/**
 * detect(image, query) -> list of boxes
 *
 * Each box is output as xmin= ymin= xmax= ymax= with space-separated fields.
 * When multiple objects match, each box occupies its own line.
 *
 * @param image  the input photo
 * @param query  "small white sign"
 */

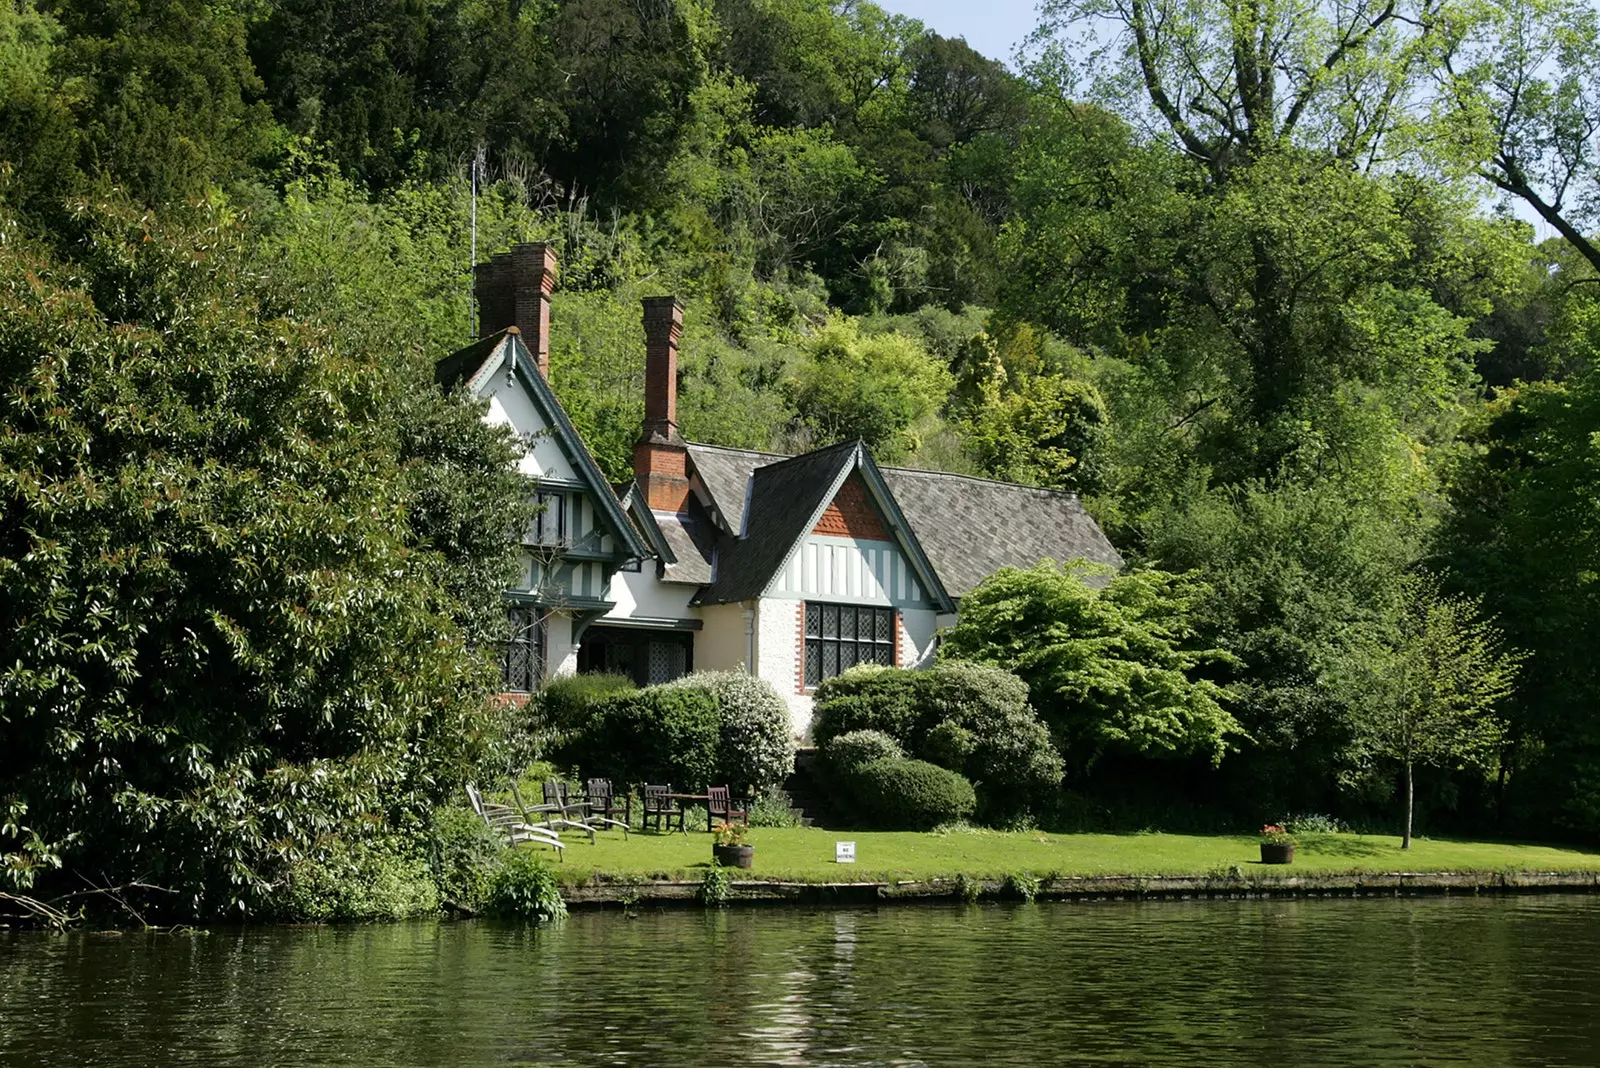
xmin=836 ymin=841 xmax=856 ymax=864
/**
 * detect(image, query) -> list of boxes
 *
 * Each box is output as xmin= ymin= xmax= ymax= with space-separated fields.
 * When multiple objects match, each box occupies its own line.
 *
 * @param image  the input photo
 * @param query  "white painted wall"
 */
xmin=545 ymin=611 xmax=579 ymax=678
xmin=755 ymin=599 xmax=811 ymax=741
xmin=898 ymin=607 xmax=940 ymax=669
xmin=483 ymin=378 xmax=580 ymax=483
xmin=769 ymin=535 xmax=926 ymax=607
xmin=606 ymin=565 xmax=700 ymax=622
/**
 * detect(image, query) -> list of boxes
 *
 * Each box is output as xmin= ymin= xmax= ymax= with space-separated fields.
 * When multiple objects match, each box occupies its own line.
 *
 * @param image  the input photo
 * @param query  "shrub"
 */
xmin=847 ymin=758 xmax=977 ymax=830
xmin=430 ymin=806 xmax=504 ymax=912
xmin=812 ymin=666 xmax=924 ymax=747
xmin=274 ymin=835 xmax=439 ymax=922
xmin=917 ymin=662 xmax=1064 ymax=817
xmin=749 ymin=785 xmax=800 ymax=827
xmin=538 ymin=673 xmax=637 ymax=771
xmin=577 ymin=687 xmax=721 ymax=789
xmin=485 ymin=850 xmax=566 ymax=923
xmin=823 ymin=729 xmax=905 ymax=774
xmin=666 ymin=671 xmax=796 ymax=792
xmin=539 ymin=673 xmax=636 ymax=732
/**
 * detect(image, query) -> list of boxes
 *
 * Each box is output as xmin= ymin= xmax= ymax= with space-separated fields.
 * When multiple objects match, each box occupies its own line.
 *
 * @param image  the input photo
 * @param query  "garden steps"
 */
xmin=780 ymin=748 xmax=842 ymax=830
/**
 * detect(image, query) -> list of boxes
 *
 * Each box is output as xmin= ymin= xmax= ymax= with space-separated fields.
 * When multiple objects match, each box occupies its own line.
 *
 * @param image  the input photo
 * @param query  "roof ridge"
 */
xmin=745 ymin=438 xmax=858 ymax=475
xmin=883 ymin=464 xmax=1082 ymax=501
xmin=684 ymin=440 xmax=790 ymax=460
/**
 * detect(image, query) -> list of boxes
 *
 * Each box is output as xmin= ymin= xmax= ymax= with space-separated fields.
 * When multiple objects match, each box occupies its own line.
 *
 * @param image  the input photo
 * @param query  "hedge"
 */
xmin=846 ymin=758 xmax=977 ymax=830
xmin=812 ymin=662 xmax=1063 ymax=818
xmin=573 ymin=687 xmax=722 ymax=790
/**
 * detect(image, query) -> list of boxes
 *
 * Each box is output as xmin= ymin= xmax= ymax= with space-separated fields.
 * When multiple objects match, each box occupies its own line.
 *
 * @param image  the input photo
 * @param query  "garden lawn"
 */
xmin=547 ymin=826 xmax=1600 ymax=886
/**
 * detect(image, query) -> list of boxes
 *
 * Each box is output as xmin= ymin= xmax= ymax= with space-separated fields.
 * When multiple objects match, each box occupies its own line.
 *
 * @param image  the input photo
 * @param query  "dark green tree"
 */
xmin=0 ymin=201 xmax=529 ymax=917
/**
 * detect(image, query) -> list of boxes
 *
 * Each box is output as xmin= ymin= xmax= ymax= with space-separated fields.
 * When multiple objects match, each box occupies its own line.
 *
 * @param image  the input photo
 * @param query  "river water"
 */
xmin=3 ymin=896 xmax=1599 ymax=1066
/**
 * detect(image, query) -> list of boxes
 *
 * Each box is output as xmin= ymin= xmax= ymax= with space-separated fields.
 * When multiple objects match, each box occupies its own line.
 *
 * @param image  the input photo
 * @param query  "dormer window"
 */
xmin=533 ymin=491 xmax=567 ymax=547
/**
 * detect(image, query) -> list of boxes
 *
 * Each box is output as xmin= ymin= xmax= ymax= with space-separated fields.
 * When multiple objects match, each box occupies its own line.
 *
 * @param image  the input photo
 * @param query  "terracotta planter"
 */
xmin=1260 ymin=842 xmax=1294 ymax=865
xmin=713 ymin=844 xmax=754 ymax=869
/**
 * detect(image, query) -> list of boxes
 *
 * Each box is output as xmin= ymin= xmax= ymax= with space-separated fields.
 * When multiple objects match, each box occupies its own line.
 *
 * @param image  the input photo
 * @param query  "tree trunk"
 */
xmin=1402 ymin=760 xmax=1413 ymax=851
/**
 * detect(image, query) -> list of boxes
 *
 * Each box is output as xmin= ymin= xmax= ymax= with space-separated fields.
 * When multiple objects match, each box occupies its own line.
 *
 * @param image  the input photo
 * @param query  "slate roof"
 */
xmin=881 ymin=468 xmax=1123 ymax=596
xmin=655 ymin=504 xmax=716 ymax=585
xmin=681 ymin=441 xmax=1123 ymax=599
xmin=700 ymin=441 xmax=859 ymax=602
xmin=686 ymin=442 xmax=786 ymax=533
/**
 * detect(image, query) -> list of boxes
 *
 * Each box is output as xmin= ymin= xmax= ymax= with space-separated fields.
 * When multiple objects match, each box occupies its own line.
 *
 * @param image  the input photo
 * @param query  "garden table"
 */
xmin=663 ymin=792 xmax=713 ymax=834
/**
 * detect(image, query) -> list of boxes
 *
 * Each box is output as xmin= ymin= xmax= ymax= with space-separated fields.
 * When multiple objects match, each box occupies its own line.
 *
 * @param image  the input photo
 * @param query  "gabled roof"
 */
xmin=699 ymin=441 xmax=955 ymax=612
xmin=681 ymin=440 xmax=1123 ymax=599
xmin=436 ymin=331 xmax=648 ymax=561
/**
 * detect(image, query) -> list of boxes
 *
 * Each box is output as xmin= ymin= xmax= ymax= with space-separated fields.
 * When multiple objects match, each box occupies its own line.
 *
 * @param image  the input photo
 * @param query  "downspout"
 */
xmin=742 ymin=601 xmax=756 ymax=674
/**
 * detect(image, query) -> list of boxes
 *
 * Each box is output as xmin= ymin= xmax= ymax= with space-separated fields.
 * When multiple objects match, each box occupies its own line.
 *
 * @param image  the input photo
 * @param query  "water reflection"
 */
xmin=3 ymin=896 xmax=1599 ymax=1066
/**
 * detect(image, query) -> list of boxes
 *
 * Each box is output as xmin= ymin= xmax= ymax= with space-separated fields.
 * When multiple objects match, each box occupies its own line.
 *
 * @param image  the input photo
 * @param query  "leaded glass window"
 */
xmin=502 ymin=606 xmax=545 ymax=693
xmin=804 ymin=603 xmax=895 ymax=687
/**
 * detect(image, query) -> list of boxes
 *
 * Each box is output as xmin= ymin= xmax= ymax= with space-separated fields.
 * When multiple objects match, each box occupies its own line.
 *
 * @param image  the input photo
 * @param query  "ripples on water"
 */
xmin=3 ymin=896 xmax=1600 ymax=1067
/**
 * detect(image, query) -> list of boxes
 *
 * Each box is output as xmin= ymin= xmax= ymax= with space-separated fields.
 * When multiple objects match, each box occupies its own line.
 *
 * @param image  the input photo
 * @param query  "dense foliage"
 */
xmin=0 ymin=202 xmax=529 ymax=917
xmin=663 ymin=671 xmax=797 ymax=794
xmin=941 ymin=564 xmax=1240 ymax=769
xmin=812 ymin=662 xmax=1062 ymax=817
xmin=558 ymin=672 xmax=793 ymax=794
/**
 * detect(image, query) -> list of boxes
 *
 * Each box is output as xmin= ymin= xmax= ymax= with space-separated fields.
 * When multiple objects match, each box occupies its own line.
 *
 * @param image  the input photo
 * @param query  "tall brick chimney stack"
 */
xmin=473 ymin=242 xmax=557 ymax=379
xmin=634 ymin=296 xmax=690 ymax=513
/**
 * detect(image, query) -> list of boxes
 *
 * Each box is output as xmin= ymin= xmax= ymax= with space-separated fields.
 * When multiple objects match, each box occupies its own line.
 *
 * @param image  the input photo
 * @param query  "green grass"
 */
xmin=542 ymin=825 xmax=1600 ymax=885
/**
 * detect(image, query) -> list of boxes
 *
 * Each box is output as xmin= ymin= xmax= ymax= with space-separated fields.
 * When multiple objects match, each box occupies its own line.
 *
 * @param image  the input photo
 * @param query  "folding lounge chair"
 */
xmin=466 ymin=783 xmax=564 ymax=859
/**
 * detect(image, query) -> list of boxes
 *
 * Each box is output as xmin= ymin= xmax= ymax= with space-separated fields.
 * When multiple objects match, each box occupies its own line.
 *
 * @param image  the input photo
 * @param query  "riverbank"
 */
xmin=548 ymin=826 xmax=1600 ymax=907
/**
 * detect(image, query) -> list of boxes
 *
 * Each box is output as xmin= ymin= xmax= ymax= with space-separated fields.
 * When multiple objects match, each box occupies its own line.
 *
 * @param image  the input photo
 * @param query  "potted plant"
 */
xmin=712 ymin=822 xmax=754 ymax=869
xmin=1259 ymin=823 xmax=1295 ymax=864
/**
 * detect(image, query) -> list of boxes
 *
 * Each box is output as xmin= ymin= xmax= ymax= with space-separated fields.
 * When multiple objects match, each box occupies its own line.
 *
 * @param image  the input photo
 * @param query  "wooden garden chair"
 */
xmin=706 ymin=786 xmax=749 ymax=829
xmin=642 ymin=784 xmax=685 ymax=833
xmin=510 ymin=781 xmax=596 ymax=845
xmin=583 ymin=778 xmax=631 ymax=837
xmin=466 ymin=783 xmax=564 ymax=859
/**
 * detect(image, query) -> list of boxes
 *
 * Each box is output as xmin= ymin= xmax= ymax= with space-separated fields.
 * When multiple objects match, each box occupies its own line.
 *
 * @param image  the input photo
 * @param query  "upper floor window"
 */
xmin=533 ymin=491 xmax=567 ymax=547
xmin=503 ymin=606 xmax=545 ymax=693
xmin=804 ymin=603 xmax=894 ymax=687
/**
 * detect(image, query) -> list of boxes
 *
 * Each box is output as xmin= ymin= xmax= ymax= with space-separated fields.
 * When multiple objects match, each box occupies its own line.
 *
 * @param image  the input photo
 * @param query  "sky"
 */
xmin=874 ymin=0 xmax=1042 ymax=66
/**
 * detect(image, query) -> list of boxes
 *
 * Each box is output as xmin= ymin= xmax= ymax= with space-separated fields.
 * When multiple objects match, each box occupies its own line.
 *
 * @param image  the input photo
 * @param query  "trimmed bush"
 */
xmin=917 ymin=662 xmax=1064 ymax=816
xmin=577 ymin=687 xmax=721 ymax=790
xmin=848 ymin=758 xmax=977 ymax=830
xmin=811 ymin=666 xmax=923 ymax=747
xmin=665 ymin=671 xmax=796 ymax=793
xmin=823 ymin=729 xmax=905 ymax=774
xmin=813 ymin=661 xmax=1062 ymax=820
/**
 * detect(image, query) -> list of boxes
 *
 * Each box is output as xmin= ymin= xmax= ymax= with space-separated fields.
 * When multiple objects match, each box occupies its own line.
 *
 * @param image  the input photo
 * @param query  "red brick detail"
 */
xmin=893 ymin=611 xmax=903 ymax=668
xmin=494 ymin=692 xmax=532 ymax=708
xmin=796 ymin=600 xmax=807 ymax=694
xmin=633 ymin=440 xmax=690 ymax=513
xmin=813 ymin=473 xmax=888 ymax=540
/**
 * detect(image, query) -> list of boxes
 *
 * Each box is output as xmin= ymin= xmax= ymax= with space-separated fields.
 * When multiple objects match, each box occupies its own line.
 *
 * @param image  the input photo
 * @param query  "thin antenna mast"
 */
xmin=469 ymin=144 xmax=485 ymax=338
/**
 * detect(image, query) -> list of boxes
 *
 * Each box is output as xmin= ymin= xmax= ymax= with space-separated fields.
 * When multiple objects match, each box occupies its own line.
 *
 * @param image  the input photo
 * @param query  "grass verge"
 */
xmin=538 ymin=826 xmax=1600 ymax=886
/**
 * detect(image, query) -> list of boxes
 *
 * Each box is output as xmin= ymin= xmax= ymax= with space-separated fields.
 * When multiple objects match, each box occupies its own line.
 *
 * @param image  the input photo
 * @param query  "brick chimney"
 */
xmin=473 ymin=242 xmax=556 ymax=379
xmin=633 ymin=296 xmax=690 ymax=513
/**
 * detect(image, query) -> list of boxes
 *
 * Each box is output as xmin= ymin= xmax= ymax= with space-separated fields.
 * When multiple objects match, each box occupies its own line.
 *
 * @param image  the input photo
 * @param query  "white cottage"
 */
xmin=438 ymin=243 xmax=1124 ymax=736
